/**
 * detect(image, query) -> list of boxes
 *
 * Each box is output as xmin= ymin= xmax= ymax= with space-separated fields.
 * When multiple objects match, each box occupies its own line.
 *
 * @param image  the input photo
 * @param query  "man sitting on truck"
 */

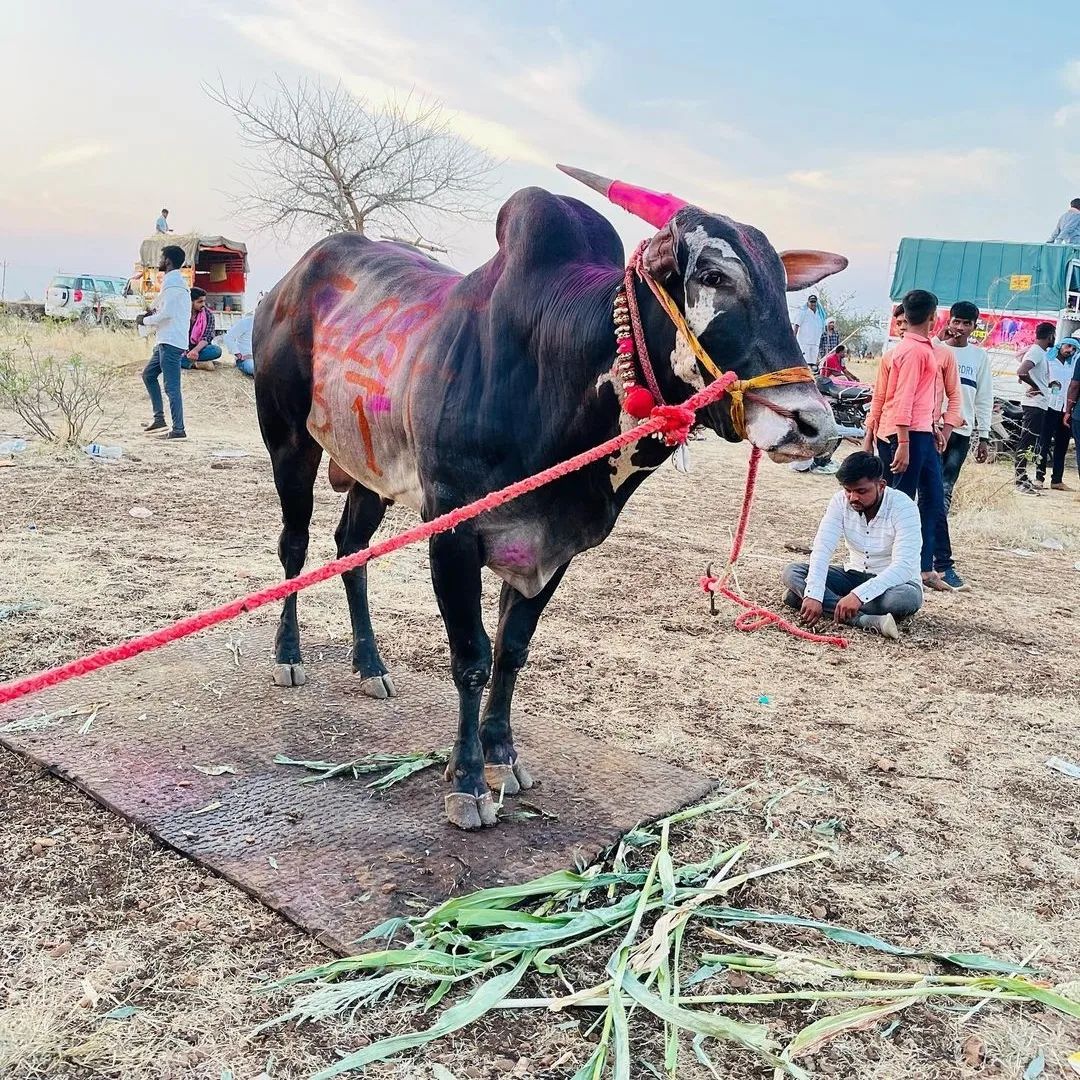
xmin=1048 ymin=198 xmax=1080 ymax=245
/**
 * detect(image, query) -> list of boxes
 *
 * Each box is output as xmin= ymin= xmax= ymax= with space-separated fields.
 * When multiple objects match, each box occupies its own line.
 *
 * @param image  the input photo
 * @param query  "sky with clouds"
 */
xmin=3 ymin=0 xmax=1079 ymax=315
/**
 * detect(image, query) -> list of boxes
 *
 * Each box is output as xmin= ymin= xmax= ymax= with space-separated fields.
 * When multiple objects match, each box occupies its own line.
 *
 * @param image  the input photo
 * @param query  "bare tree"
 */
xmin=816 ymin=286 xmax=886 ymax=355
xmin=205 ymin=77 xmax=497 ymax=241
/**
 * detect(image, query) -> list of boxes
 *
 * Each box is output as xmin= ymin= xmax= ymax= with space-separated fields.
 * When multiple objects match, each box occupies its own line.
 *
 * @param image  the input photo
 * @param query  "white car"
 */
xmin=45 ymin=274 xmax=130 ymax=324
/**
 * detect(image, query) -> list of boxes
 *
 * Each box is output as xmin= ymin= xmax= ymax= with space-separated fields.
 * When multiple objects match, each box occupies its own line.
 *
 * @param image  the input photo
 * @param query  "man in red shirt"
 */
xmin=820 ymin=344 xmax=856 ymax=380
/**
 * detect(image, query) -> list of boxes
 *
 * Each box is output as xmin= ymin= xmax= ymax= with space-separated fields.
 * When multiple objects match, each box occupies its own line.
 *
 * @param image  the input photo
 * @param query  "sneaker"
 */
xmin=143 ymin=418 xmax=166 ymax=432
xmin=812 ymin=461 xmax=840 ymax=475
xmin=940 ymin=568 xmax=968 ymax=591
xmin=1031 ymin=479 xmax=1045 ymax=489
xmin=161 ymin=430 xmax=187 ymax=440
xmin=922 ymin=571 xmax=952 ymax=592
xmin=1015 ymin=479 xmax=1040 ymax=496
xmin=856 ymin=613 xmax=900 ymax=640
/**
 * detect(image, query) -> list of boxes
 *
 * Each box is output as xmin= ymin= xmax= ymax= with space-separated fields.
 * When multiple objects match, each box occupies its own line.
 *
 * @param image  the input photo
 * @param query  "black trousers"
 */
xmin=1036 ymin=407 xmax=1071 ymax=485
xmin=1015 ymin=406 xmax=1045 ymax=482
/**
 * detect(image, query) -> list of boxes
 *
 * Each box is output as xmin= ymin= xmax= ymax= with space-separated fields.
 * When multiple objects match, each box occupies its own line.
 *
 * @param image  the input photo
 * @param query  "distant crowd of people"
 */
xmin=782 ymin=287 xmax=1080 ymax=642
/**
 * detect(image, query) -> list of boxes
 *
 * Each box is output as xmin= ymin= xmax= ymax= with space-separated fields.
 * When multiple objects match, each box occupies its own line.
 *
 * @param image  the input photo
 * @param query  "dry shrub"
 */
xmin=0 ymin=341 xmax=117 ymax=447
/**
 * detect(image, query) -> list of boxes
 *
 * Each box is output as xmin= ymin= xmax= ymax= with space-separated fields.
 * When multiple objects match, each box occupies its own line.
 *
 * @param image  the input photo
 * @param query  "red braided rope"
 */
xmin=700 ymin=446 xmax=848 ymax=649
xmin=0 ymin=380 xmax=729 ymax=709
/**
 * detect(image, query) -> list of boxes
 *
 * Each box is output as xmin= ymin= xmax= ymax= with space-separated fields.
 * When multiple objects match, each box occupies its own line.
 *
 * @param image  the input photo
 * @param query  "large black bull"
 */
xmin=253 ymin=165 xmax=845 ymax=829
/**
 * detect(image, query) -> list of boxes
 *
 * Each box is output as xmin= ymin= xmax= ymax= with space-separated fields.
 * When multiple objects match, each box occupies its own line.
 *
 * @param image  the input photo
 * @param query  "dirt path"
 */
xmin=2 ymin=331 xmax=1078 ymax=1078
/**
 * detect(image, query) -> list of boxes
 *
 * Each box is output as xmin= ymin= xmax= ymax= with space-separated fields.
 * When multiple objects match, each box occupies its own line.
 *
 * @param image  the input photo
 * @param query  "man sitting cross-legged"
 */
xmin=781 ymin=451 xmax=923 ymax=640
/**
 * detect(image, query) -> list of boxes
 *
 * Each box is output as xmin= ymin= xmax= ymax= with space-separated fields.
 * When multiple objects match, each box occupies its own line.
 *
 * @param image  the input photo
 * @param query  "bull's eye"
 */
xmin=698 ymin=270 xmax=726 ymax=288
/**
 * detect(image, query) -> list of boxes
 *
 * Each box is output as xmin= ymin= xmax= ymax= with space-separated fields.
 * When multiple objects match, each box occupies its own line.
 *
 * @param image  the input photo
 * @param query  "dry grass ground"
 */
xmin=1 ymin=320 xmax=1078 ymax=1079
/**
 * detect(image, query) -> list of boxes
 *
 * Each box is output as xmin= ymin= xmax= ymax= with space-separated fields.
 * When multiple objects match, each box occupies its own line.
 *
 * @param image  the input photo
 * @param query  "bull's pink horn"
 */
xmin=557 ymin=164 xmax=689 ymax=229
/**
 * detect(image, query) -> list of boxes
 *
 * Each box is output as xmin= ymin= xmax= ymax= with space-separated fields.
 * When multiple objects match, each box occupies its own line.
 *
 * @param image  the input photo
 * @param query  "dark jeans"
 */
xmin=1036 ymin=407 xmax=1071 ymax=484
xmin=142 ymin=343 xmax=185 ymax=434
xmin=781 ymin=562 xmax=923 ymax=619
xmin=940 ymin=431 xmax=971 ymax=512
xmin=1074 ymin=409 xmax=1080 ymax=480
xmin=180 ymin=343 xmax=223 ymax=369
xmin=876 ymin=431 xmax=948 ymax=574
xmin=1015 ymin=405 xmax=1045 ymax=482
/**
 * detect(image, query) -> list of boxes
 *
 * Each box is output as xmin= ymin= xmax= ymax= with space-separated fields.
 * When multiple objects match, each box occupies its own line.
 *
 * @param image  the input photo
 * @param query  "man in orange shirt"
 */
xmin=862 ymin=290 xmax=953 ymax=591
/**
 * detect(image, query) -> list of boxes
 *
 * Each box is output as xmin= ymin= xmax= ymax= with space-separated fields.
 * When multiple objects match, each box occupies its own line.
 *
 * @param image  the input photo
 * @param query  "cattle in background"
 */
xmin=253 ymin=164 xmax=845 ymax=829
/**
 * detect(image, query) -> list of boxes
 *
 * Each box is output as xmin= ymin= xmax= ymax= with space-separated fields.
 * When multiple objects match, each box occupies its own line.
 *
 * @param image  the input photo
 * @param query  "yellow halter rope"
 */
xmin=639 ymin=270 xmax=815 ymax=439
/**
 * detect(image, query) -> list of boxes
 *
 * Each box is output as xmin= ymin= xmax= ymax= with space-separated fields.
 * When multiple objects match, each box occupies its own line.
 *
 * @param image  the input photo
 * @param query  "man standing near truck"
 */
xmin=1015 ymin=322 xmax=1055 ymax=493
xmin=136 ymin=244 xmax=191 ymax=439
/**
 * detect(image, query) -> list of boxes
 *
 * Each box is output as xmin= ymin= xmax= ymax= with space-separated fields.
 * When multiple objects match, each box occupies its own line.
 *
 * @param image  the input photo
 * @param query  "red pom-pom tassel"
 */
xmin=623 ymin=386 xmax=656 ymax=419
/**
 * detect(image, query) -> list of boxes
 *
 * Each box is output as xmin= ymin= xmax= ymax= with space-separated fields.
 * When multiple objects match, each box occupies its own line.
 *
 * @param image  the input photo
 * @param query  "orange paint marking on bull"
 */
xmin=350 ymin=395 xmax=383 ymax=476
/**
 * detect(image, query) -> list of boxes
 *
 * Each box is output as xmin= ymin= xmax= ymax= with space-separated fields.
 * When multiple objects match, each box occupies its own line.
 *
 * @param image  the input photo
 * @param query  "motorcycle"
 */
xmin=815 ymin=376 xmax=873 ymax=440
xmin=987 ymin=396 xmax=1023 ymax=459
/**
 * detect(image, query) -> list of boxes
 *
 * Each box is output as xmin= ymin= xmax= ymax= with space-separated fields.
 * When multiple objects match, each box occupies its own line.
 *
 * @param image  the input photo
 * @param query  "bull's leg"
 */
xmin=480 ymin=564 xmax=570 ymax=796
xmin=267 ymin=436 xmax=323 ymax=687
xmin=335 ymin=483 xmax=395 ymax=699
xmin=429 ymin=528 xmax=496 ymax=830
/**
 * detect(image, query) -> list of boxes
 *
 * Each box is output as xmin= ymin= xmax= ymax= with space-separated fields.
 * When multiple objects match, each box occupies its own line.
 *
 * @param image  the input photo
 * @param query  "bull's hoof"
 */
xmin=484 ymin=761 xmax=535 ymax=796
xmin=356 ymin=673 xmax=397 ymax=699
xmin=273 ymin=663 xmax=307 ymax=687
xmin=444 ymin=791 xmax=498 ymax=830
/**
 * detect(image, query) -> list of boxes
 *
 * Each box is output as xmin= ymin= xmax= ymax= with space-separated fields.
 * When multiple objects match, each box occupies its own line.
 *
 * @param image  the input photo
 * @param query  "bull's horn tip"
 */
xmin=556 ymin=163 xmax=613 ymax=196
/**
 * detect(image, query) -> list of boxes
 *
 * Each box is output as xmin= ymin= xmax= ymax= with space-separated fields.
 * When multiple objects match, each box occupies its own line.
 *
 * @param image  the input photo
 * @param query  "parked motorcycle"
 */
xmin=815 ymin=376 xmax=873 ymax=439
xmin=987 ymin=396 xmax=1023 ymax=459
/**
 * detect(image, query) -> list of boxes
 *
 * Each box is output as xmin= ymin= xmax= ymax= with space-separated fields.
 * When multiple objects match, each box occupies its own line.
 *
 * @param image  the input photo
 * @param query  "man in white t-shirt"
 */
xmin=793 ymin=294 xmax=825 ymax=369
xmin=1015 ymin=322 xmax=1055 ymax=493
xmin=1036 ymin=336 xmax=1078 ymax=489
xmin=934 ymin=301 xmax=994 ymax=508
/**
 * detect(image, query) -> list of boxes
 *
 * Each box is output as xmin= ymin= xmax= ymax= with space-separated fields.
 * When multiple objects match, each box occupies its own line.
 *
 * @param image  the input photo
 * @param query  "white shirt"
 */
xmin=1046 ymin=352 xmax=1073 ymax=412
xmin=794 ymin=304 xmax=824 ymax=347
xmin=1019 ymin=344 xmax=1050 ymax=409
xmin=941 ymin=341 xmax=994 ymax=435
xmin=221 ymin=311 xmax=254 ymax=359
xmin=155 ymin=215 xmax=169 ymax=234
xmin=142 ymin=269 xmax=191 ymax=350
xmin=806 ymin=487 xmax=923 ymax=604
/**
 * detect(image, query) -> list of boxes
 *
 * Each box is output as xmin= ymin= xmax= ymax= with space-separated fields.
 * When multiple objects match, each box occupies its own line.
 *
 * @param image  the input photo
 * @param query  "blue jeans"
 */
xmin=781 ymin=562 xmax=923 ymax=620
xmin=234 ymin=356 xmax=254 ymax=377
xmin=142 ymin=343 xmax=185 ymax=434
xmin=180 ymin=343 xmax=223 ymax=368
xmin=877 ymin=431 xmax=948 ymax=574
xmin=940 ymin=432 xmax=970 ymax=513
xmin=1073 ymin=409 xmax=1080 ymax=480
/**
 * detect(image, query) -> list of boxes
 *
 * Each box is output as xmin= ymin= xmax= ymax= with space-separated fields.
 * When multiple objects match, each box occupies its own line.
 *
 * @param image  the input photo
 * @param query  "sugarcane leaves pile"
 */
xmin=258 ymin=793 xmax=1079 ymax=1079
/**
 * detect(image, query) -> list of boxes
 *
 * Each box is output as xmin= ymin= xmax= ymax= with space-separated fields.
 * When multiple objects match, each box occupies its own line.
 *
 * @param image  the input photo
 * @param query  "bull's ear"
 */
xmin=642 ymin=219 xmax=679 ymax=280
xmin=780 ymin=250 xmax=848 ymax=291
